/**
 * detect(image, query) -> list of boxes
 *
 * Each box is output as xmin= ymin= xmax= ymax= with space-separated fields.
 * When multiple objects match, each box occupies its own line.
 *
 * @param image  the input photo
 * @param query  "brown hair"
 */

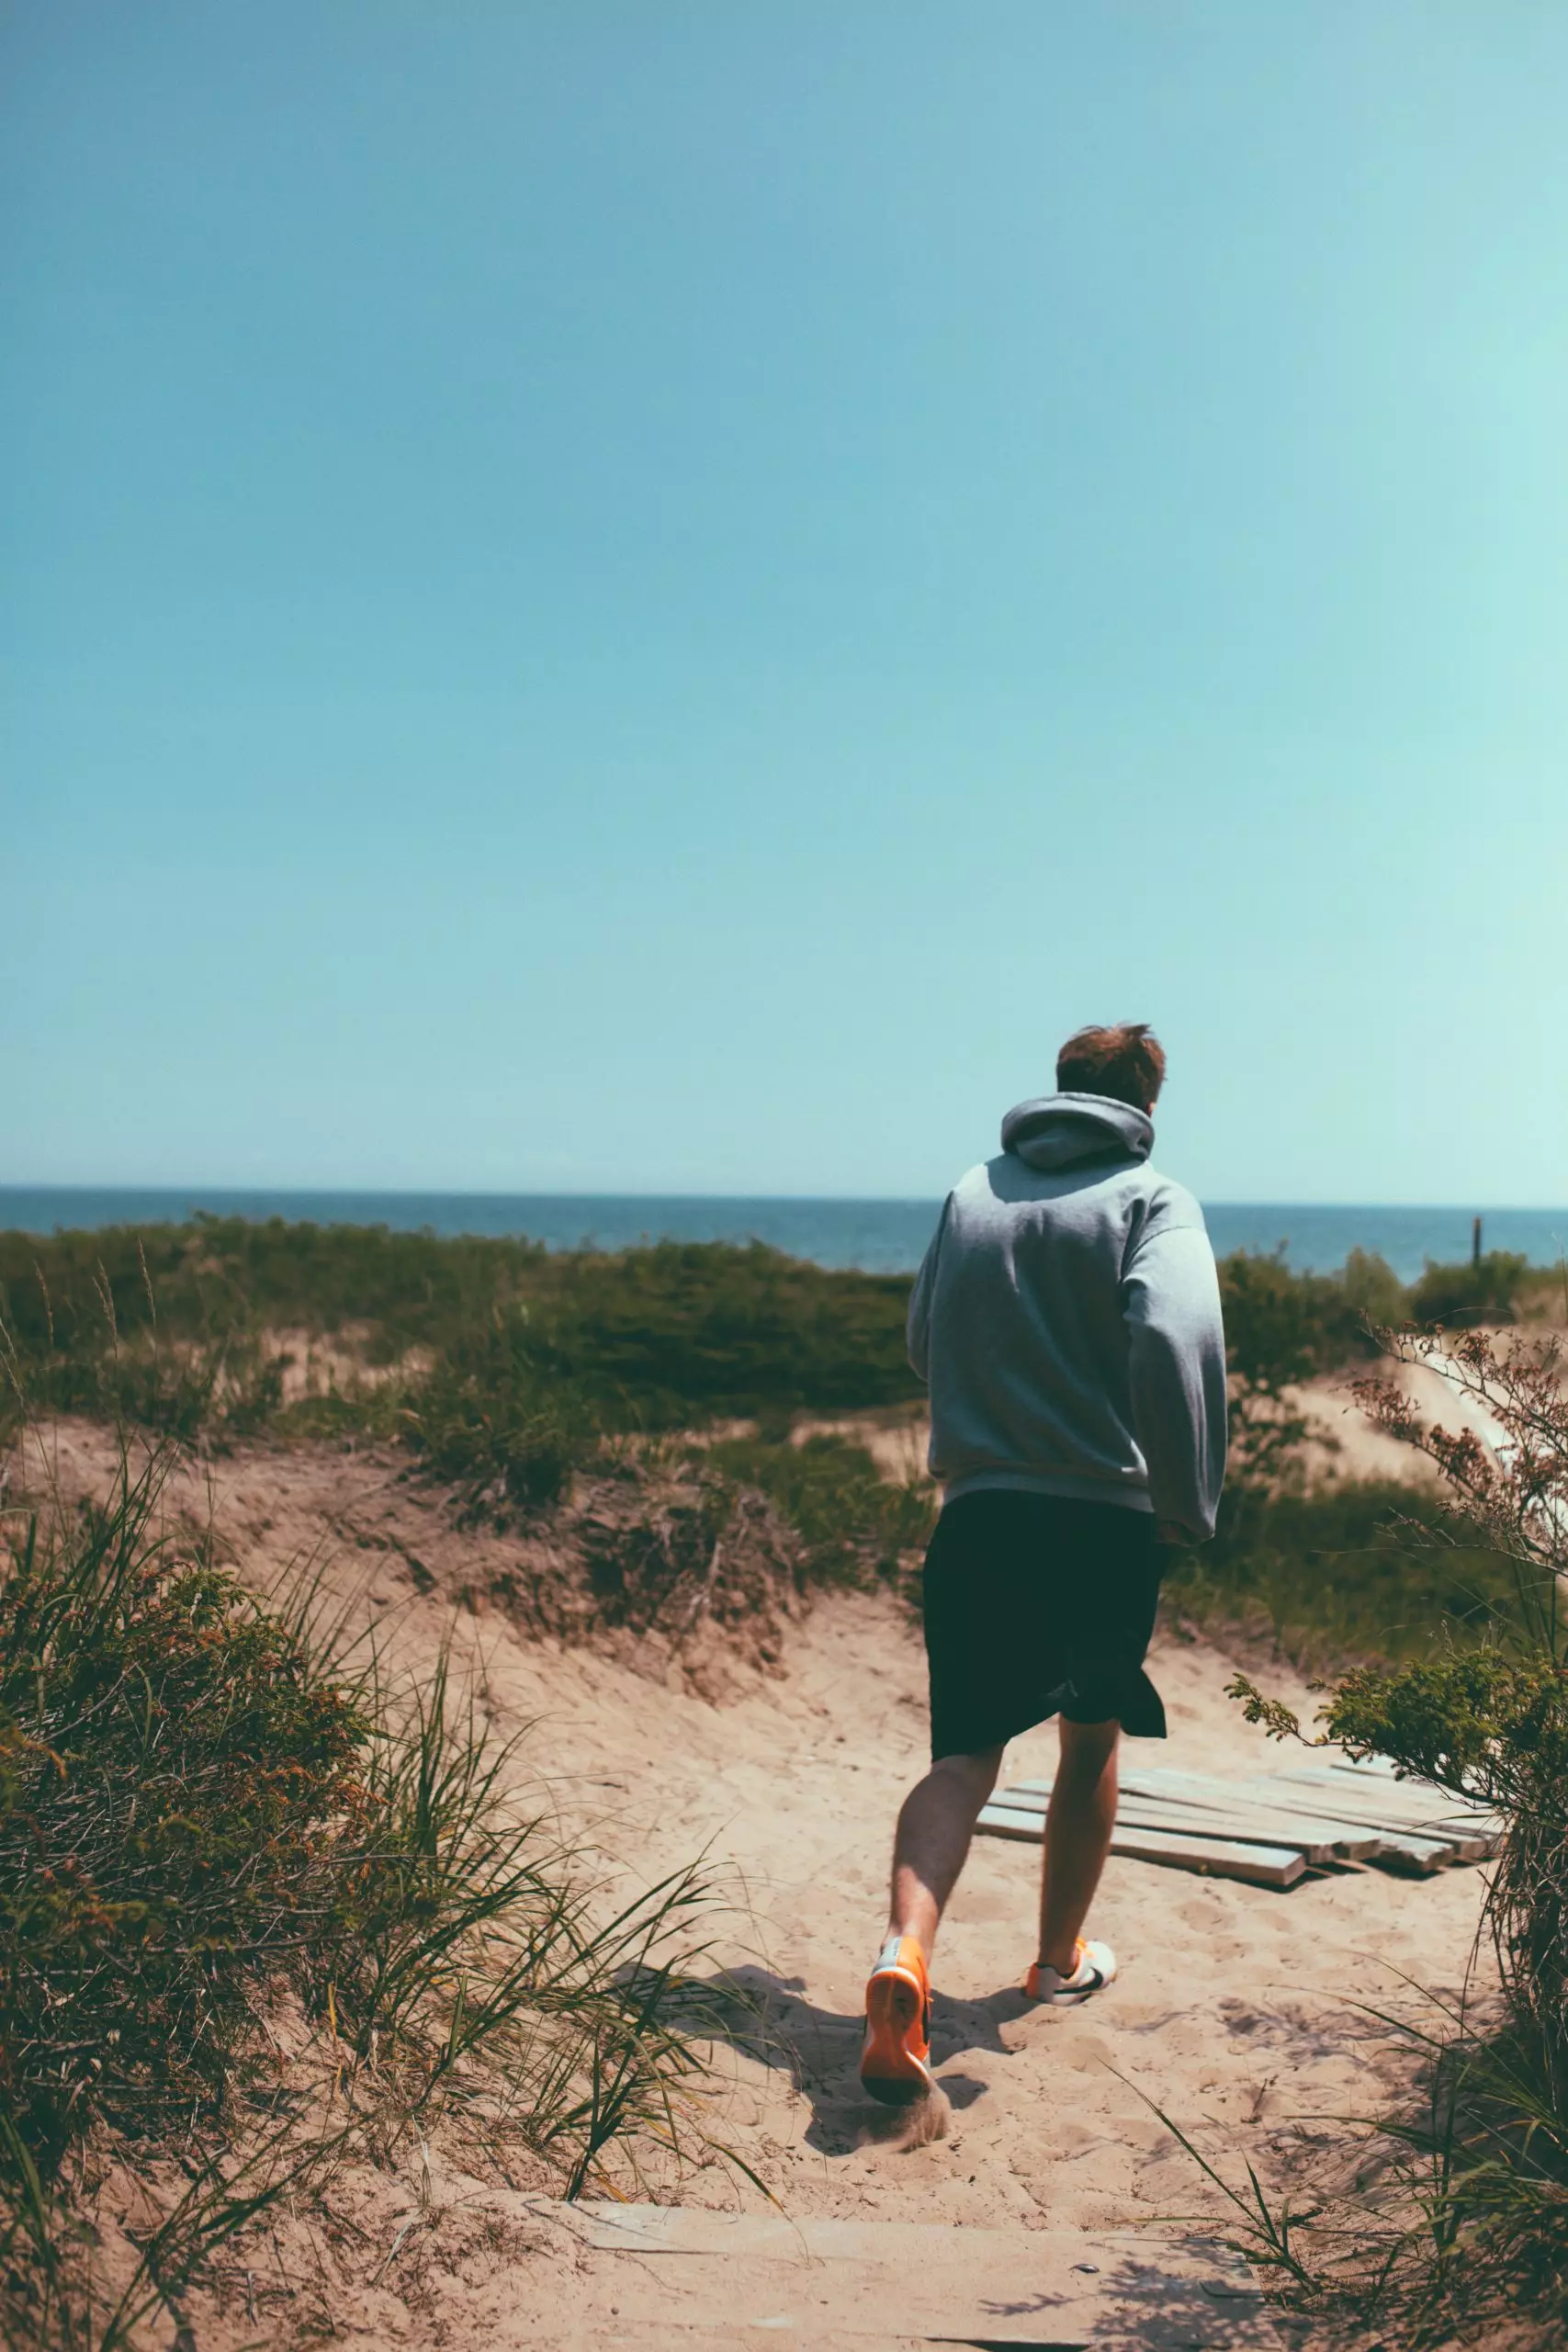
xmin=1055 ymin=1022 xmax=1167 ymax=1111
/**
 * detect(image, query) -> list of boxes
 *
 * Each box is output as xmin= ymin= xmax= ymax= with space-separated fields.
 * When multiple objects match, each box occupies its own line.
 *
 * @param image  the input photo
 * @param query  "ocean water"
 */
xmin=3 ymin=1187 xmax=1566 ymax=1284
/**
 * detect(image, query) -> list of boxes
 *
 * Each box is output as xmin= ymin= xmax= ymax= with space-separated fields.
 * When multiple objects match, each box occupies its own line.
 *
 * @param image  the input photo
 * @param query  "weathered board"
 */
xmin=1268 ymin=1765 xmax=1499 ymax=1845
xmin=987 ymin=1782 xmax=1351 ymax=1866
xmin=983 ymin=1753 xmax=1498 ymax=1885
xmin=977 ymin=1803 xmax=1307 ymax=1889
xmin=1013 ymin=1773 xmax=1391 ymax=1861
xmin=1109 ymin=1768 xmax=1471 ymax=1871
xmin=518 ymin=2200 xmax=1285 ymax=2346
xmin=1326 ymin=1755 xmax=1438 ymax=1786
xmin=1195 ymin=1782 xmax=1485 ymax=1865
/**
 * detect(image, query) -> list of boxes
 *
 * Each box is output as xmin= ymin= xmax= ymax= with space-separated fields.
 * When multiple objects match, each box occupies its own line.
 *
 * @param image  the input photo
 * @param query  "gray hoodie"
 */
xmin=908 ymin=1093 xmax=1227 ymax=1539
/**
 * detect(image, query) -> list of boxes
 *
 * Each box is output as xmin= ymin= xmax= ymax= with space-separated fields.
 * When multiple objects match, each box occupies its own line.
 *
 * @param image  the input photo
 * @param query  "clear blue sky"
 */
xmin=6 ymin=3 xmax=1566 ymax=1204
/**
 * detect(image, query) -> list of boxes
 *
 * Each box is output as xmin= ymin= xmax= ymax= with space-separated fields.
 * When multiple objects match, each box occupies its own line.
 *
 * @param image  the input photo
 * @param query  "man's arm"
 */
xmin=1122 ymin=1218 xmax=1227 ymax=1542
xmin=907 ymin=1197 xmax=952 ymax=1383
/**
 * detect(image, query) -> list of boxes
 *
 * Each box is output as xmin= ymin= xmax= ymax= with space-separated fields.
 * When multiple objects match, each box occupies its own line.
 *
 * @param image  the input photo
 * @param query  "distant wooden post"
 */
xmin=1472 ymin=1215 xmax=1483 ymax=1267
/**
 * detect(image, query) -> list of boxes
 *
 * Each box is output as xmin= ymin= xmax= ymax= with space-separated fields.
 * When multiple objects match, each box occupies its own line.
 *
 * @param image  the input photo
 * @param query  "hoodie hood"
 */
xmin=1000 ymin=1091 xmax=1153 ymax=1172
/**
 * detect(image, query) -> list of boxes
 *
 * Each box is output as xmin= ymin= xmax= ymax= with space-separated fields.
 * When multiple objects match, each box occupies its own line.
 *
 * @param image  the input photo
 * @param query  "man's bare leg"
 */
xmin=862 ymin=1748 xmax=1002 ymax=2106
xmin=886 ymin=1747 xmax=1004 ymax=1957
xmin=1038 ymin=1716 xmax=1120 ymax=1972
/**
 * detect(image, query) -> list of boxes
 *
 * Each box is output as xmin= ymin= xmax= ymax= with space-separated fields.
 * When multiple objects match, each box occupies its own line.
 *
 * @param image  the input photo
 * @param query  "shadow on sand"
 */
xmin=665 ymin=1962 xmax=1045 ymax=2154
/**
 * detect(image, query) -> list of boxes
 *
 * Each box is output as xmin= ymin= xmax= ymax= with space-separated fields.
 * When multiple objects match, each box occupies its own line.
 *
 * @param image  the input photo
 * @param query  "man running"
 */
xmin=860 ymin=1022 xmax=1226 ymax=2104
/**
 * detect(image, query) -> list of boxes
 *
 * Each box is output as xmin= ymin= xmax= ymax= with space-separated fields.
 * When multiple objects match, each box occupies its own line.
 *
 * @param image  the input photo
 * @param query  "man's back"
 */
xmin=908 ymin=1091 xmax=1227 ymax=1540
xmin=860 ymin=1023 xmax=1228 ymax=2109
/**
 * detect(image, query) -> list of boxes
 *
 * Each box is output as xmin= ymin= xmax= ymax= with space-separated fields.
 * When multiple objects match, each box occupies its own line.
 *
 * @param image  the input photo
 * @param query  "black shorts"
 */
xmin=922 ymin=1490 xmax=1167 ymax=1760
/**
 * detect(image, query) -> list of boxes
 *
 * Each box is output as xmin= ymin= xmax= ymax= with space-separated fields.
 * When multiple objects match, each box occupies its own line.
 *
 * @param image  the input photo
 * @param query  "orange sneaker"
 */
xmin=860 ymin=1934 xmax=934 ymax=2105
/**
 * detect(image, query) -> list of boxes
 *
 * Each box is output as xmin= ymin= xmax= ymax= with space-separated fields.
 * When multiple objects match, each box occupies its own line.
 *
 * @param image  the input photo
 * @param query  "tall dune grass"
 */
xmin=0 ymin=1443 xmax=733 ymax=2349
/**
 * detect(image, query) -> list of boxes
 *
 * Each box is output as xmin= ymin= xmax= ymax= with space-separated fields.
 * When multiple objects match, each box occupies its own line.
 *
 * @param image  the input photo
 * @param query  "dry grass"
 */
xmin=0 ymin=1441 xmax=750 ymax=2350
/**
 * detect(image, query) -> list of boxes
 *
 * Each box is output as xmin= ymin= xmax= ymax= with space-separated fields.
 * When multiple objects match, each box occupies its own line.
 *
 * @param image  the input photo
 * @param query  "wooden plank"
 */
xmin=1156 ymin=1789 xmax=1461 ymax=1872
xmin=992 ymin=1783 xmax=1350 ymax=1867
xmin=977 ymin=1803 xmax=1055 ymax=1842
xmin=1323 ymin=1759 xmax=1498 ymax=1823
xmin=1010 ymin=1761 xmax=1480 ymax=1862
xmin=1006 ymin=1777 xmax=1383 ymax=1863
xmin=1115 ymin=1781 xmax=1384 ymax=1862
xmin=1011 ymin=1770 xmax=1462 ymax=1874
xmin=1242 ymin=1776 xmax=1495 ymax=1861
xmin=1099 ymin=1769 xmax=1468 ymax=1870
xmin=978 ymin=1804 xmax=1307 ymax=1889
xmin=1257 ymin=1756 xmax=1489 ymax=1811
xmin=529 ymin=2204 xmax=1286 ymax=2347
xmin=1121 ymin=1808 xmax=1337 ymax=1868
xmin=1282 ymin=1758 xmax=1483 ymax=1807
xmin=1132 ymin=1810 xmax=1377 ymax=1865
xmin=1316 ymin=1756 xmax=1498 ymax=1820
xmin=557 ymin=2210 xmax=1235 ymax=2263
xmin=1271 ymin=1765 xmax=1499 ymax=1838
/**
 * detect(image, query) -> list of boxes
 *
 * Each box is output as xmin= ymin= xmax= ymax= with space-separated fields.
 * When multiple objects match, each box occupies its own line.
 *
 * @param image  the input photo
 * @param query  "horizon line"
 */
xmin=2 ymin=1182 xmax=1566 ymax=1216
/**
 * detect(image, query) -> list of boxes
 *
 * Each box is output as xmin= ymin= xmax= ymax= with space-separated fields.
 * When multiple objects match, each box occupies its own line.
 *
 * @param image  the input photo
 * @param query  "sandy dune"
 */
xmin=20 ymin=1423 xmax=1493 ymax=2343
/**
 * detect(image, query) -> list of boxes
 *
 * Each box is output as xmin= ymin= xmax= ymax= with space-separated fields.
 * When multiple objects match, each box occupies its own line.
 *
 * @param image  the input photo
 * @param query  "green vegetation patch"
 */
xmin=0 ymin=1216 xmax=544 ymax=1365
xmin=1167 ymin=1480 xmax=1516 ymax=1671
xmin=704 ymin=1431 xmax=937 ymax=1590
xmin=398 ymin=1309 xmax=603 ymax=1515
xmin=1220 ymin=1327 xmax=1568 ymax=2338
xmin=0 ymin=1467 xmax=364 ymax=2175
xmin=531 ymin=1240 xmax=919 ymax=1421
xmin=0 ymin=1451 xmax=734 ymax=2346
xmin=2 ymin=1214 xmax=1559 ymax=1466
xmin=1 ymin=1219 xmax=919 ymax=1447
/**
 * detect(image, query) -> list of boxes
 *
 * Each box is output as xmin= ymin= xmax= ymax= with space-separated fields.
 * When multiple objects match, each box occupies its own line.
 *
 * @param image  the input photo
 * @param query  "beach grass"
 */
xmin=0 ymin=1220 xmax=919 ymax=1440
xmin=4 ymin=1215 xmax=1557 ymax=1460
xmin=0 ymin=1444 xmax=737 ymax=2348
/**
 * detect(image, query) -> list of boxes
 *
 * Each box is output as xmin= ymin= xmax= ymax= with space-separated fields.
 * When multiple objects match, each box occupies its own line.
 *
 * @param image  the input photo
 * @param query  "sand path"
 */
xmin=495 ymin=1596 xmax=1486 ymax=2236
xmin=23 ymin=1425 xmax=1493 ymax=2340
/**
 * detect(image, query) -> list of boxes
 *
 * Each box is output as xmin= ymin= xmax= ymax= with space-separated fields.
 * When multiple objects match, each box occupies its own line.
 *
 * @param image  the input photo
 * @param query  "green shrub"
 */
xmin=400 ymin=1309 xmax=601 ymax=1517
xmin=1227 ymin=1326 xmax=1568 ymax=2333
xmin=1407 ymin=1250 xmax=1531 ymax=1329
xmin=1332 ymin=1330 xmax=1568 ymax=2096
xmin=705 ymin=1431 xmax=937 ymax=1591
xmin=0 ymin=1216 xmax=544 ymax=1364
xmin=1340 ymin=1245 xmax=1408 ymax=1327
xmin=1213 ymin=1246 xmax=1400 ymax=1492
xmin=1325 ymin=1647 xmax=1568 ymax=2081
xmin=16 ymin=1333 xmax=287 ymax=1449
xmin=1218 ymin=1248 xmax=1358 ymax=1386
xmin=532 ymin=1240 xmax=918 ymax=1423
